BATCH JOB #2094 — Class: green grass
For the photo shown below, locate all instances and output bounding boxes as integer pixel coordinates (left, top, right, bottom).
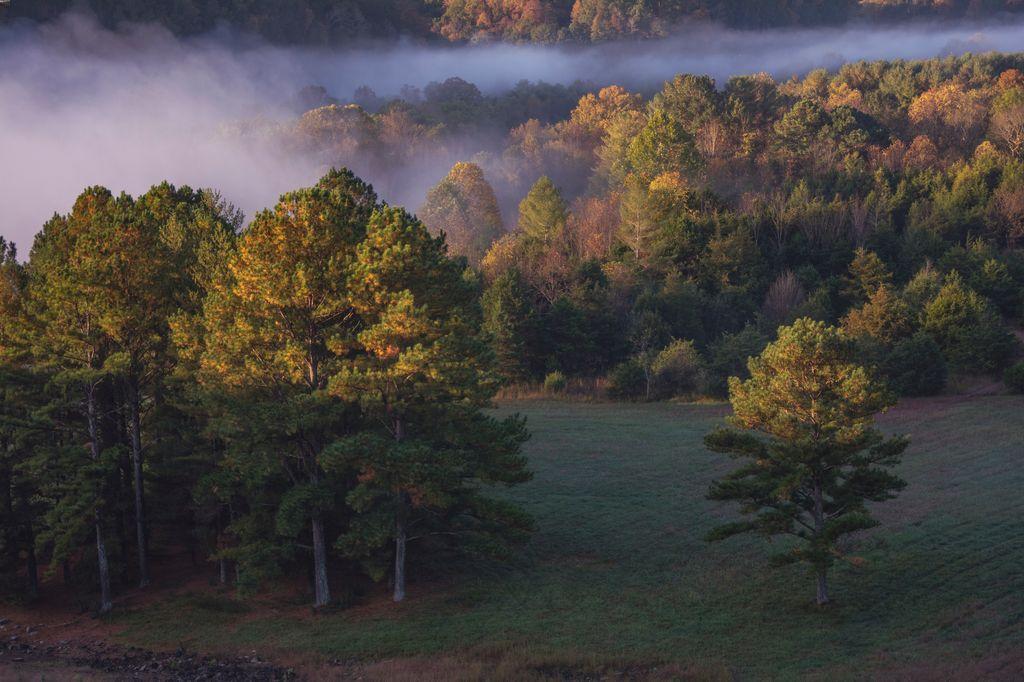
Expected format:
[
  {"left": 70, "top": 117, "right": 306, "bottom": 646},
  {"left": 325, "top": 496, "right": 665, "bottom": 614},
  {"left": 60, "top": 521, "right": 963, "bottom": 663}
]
[{"left": 113, "top": 397, "right": 1024, "bottom": 678}]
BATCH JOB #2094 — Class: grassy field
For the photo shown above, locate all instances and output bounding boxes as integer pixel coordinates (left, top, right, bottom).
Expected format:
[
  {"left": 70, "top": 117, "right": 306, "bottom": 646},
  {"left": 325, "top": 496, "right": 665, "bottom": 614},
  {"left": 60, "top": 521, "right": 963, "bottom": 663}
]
[{"left": 110, "top": 397, "right": 1024, "bottom": 679}]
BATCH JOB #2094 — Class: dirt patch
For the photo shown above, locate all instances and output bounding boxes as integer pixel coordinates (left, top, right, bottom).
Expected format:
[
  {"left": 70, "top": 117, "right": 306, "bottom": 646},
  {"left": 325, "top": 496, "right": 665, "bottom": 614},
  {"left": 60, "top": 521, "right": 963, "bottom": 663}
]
[{"left": 0, "top": 617, "right": 296, "bottom": 680}]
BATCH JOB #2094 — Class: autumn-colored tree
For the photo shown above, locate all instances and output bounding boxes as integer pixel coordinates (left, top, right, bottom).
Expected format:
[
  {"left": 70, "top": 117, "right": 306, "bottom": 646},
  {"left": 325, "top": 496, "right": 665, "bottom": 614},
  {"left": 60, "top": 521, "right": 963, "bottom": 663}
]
[
  {"left": 991, "top": 87, "right": 1024, "bottom": 159},
  {"left": 568, "top": 86, "right": 643, "bottom": 149},
  {"left": 570, "top": 0, "right": 661, "bottom": 40},
  {"left": 436, "top": 0, "right": 565, "bottom": 42},
  {"left": 908, "top": 83, "right": 987, "bottom": 150},
  {"left": 842, "top": 285, "right": 914, "bottom": 348},
  {"left": 705, "top": 319, "right": 908, "bottom": 605},
  {"left": 419, "top": 162, "right": 505, "bottom": 265}
]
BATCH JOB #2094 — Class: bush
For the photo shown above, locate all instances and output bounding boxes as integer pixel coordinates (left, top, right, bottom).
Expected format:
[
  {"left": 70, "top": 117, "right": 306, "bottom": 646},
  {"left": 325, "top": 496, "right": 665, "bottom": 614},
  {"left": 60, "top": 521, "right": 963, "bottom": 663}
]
[
  {"left": 922, "top": 272, "right": 1017, "bottom": 372},
  {"left": 1004, "top": 361, "right": 1024, "bottom": 393},
  {"left": 543, "top": 371, "right": 567, "bottom": 394},
  {"left": 882, "top": 332, "right": 947, "bottom": 396},
  {"left": 651, "top": 339, "right": 706, "bottom": 398},
  {"left": 606, "top": 359, "right": 647, "bottom": 400},
  {"left": 707, "top": 326, "right": 769, "bottom": 396}
]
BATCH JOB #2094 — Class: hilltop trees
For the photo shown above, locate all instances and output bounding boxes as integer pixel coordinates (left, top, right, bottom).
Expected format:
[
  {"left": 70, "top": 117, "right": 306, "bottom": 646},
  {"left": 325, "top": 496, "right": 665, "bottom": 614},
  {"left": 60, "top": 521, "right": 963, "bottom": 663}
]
[{"left": 705, "top": 319, "right": 909, "bottom": 605}]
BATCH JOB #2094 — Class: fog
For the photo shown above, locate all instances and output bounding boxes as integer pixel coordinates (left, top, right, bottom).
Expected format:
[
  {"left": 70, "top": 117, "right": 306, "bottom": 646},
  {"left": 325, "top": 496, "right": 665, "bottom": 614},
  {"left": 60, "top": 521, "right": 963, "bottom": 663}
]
[{"left": 4, "top": 11, "right": 1024, "bottom": 252}]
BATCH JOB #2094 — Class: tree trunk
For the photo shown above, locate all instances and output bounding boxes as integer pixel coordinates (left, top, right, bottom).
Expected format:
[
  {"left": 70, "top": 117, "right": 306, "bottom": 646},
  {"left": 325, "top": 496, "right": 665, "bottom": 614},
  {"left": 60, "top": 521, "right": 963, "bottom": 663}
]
[
  {"left": 816, "top": 569, "right": 830, "bottom": 606},
  {"left": 393, "top": 494, "right": 407, "bottom": 603},
  {"left": 311, "top": 513, "right": 331, "bottom": 607},
  {"left": 95, "top": 520, "right": 112, "bottom": 614},
  {"left": 393, "top": 415, "right": 407, "bottom": 603},
  {"left": 127, "top": 380, "right": 149, "bottom": 588},
  {"left": 219, "top": 557, "right": 228, "bottom": 586},
  {"left": 87, "top": 385, "right": 113, "bottom": 615},
  {"left": 25, "top": 521, "right": 38, "bottom": 600},
  {"left": 812, "top": 479, "right": 830, "bottom": 606}
]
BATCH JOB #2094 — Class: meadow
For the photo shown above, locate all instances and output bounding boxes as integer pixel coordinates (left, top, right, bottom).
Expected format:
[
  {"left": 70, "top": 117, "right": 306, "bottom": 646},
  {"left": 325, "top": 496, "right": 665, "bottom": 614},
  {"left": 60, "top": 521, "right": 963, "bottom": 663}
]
[{"left": 105, "top": 397, "right": 1024, "bottom": 679}]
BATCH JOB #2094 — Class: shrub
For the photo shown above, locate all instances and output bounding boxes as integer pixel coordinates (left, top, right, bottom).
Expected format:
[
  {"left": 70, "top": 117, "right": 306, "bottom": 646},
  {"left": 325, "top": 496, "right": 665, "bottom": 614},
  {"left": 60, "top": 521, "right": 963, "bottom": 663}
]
[
  {"left": 1005, "top": 361, "right": 1024, "bottom": 393},
  {"left": 882, "top": 332, "right": 947, "bottom": 396},
  {"left": 707, "top": 325, "right": 769, "bottom": 396},
  {"left": 922, "top": 272, "right": 1017, "bottom": 372},
  {"left": 606, "top": 359, "right": 647, "bottom": 400},
  {"left": 543, "top": 371, "right": 567, "bottom": 394},
  {"left": 651, "top": 339, "right": 706, "bottom": 398}
]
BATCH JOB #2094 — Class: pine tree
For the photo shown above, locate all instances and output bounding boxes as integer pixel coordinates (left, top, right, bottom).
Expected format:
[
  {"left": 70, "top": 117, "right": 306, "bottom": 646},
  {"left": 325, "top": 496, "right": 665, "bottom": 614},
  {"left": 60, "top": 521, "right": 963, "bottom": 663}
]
[
  {"left": 518, "top": 176, "right": 568, "bottom": 244},
  {"left": 328, "top": 206, "right": 533, "bottom": 602},
  {"left": 21, "top": 188, "right": 128, "bottom": 614},
  {"left": 0, "top": 238, "right": 44, "bottom": 600},
  {"left": 481, "top": 268, "right": 537, "bottom": 381},
  {"left": 704, "top": 318, "right": 908, "bottom": 605},
  {"left": 189, "top": 169, "right": 377, "bottom": 607},
  {"left": 843, "top": 248, "right": 893, "bottom": 303}
]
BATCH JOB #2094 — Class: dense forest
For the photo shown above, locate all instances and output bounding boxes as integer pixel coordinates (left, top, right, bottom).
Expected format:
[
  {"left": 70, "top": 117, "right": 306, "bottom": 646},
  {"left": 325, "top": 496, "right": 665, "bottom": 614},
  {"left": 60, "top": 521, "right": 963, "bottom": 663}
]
[
  {"left": 286, "top": 52, "right": 1024, "bottom": 401},
  {"left": 5, "top": 0, "right": 1024, "bottom": 43},
  {"left": 2, "top": 44, "right": 1024, "bottom": 618}
]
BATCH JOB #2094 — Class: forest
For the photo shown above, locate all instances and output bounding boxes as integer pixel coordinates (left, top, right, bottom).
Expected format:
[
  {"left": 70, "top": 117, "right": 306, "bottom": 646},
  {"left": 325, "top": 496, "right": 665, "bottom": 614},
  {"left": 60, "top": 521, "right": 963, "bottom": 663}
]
[
  {"left": 5, "top": 0, "right": 1024, "bottom": 43},
  {"left": 1, "top": 6, "right": 1024, "bottom": 680}
]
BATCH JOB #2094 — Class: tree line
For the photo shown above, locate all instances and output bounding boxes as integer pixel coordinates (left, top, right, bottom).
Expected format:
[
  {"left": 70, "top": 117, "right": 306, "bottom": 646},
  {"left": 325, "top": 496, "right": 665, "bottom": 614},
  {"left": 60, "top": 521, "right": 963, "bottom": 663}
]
[
  {"left": 0, "top": 171, "right": 533, "bottom": 612},
  {"left": 5, "top": 0, "right": 1023, "bottom": 44},
  {"left": 346, "top": 54, "right": 1024, "bottom": 402}
]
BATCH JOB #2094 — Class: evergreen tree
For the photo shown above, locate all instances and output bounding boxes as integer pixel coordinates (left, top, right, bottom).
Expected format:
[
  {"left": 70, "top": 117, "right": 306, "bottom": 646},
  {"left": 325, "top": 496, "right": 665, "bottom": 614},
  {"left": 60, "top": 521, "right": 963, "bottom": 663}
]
[
  {"left": 705, "top": 319, "right": 908, "bottom": 605},
  {"left": 0, "top": 238, "right": 44, "bottom": 600},
  {"left": 328, "top": 207, "right": 533, "bottom": 602},
  {"left": 922, "top": 272, "right": 1017, "bottom": 372},
  {"left": 843, "top": 248, "right": 894, "bottom": 303},
  {"left": 189, "top": 169, "right": 377, "bottom": 607},
  {"left": 628, "top": 110, "right": 702, "bottom": 180},
  {"left": 21, "top": 188, "right": 128, "bottom": 614},
  {"left": 481, "top": 268, "right": 537, "bottom": 381},
  {"left": 518, "top": 176, "right": 568, "bottom": 244}
]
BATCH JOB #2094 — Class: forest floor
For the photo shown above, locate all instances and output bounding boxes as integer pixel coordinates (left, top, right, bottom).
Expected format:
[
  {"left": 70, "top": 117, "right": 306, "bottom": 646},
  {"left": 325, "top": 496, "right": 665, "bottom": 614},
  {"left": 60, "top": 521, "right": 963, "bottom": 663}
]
[{"left": 2, "top": 395, "right": 1023, "bottom": 680}]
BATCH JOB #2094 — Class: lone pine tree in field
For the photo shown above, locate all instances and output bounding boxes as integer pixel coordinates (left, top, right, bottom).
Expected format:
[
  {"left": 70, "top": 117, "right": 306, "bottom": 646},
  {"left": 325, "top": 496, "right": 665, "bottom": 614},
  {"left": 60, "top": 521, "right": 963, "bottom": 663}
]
[{"left": 704, "top": 318, "right": 908, "bottom": 605}]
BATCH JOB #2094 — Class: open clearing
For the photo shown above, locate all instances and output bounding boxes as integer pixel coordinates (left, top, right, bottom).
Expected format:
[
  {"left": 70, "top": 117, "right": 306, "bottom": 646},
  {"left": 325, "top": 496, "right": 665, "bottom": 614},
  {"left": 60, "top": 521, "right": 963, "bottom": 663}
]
[{"left": 6, "top": 396, "right": 1024, "bottom": 680}]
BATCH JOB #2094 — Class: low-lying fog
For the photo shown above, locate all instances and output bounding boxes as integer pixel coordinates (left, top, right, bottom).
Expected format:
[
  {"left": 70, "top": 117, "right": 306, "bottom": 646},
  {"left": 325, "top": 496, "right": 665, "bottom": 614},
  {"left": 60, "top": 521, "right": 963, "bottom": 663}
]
[{"left": 3, "top": 11, "right": 1024, "bottom": 252}]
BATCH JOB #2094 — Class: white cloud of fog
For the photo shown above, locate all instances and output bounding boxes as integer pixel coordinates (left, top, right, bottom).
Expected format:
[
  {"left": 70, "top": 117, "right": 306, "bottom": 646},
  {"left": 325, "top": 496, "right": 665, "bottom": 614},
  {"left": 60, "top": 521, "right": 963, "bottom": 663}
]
[{"left": 4, "top": 12, "right": 1024, "bottom": 253}]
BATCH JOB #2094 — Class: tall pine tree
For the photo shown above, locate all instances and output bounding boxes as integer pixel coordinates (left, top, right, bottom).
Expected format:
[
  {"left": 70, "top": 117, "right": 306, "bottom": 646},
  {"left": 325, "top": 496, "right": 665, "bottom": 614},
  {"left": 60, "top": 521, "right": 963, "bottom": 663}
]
[{"left": 704, "top": 319, "right": 908, "bottom": 605}]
